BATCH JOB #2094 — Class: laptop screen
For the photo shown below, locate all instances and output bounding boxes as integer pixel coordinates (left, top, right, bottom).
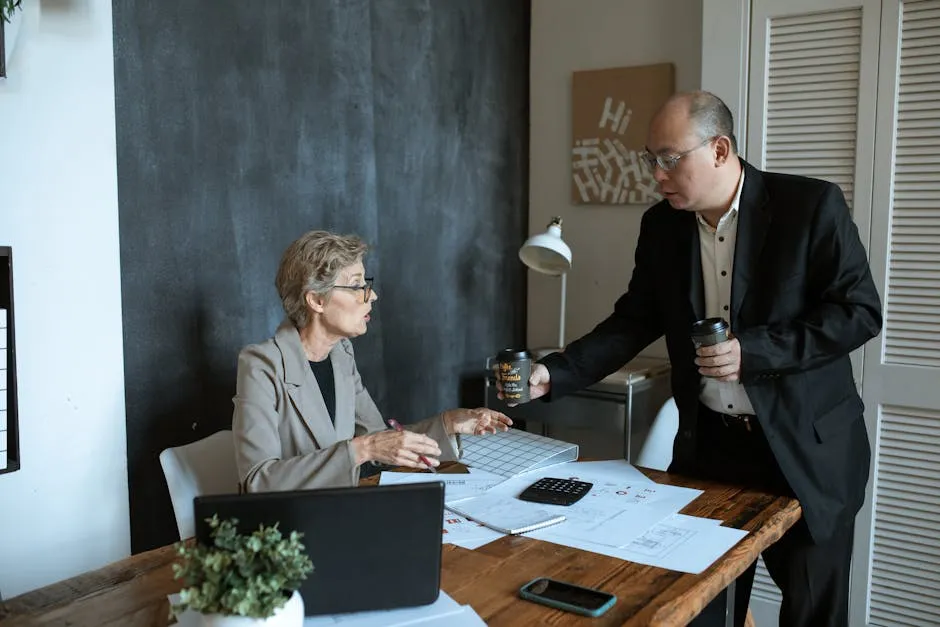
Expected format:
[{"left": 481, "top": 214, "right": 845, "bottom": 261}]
[{"left": 193, "top": 482, "right": 444, "bottom": 616}]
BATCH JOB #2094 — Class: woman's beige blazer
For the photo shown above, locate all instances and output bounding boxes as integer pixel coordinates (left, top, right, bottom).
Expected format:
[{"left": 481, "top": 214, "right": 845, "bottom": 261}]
[{"left": 233, "top": 321, "right": 459, "bottom": 492}]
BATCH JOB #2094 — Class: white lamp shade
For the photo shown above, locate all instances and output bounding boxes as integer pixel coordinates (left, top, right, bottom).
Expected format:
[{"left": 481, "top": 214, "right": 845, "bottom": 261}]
[{"left": 519, "top": 223, "right": 572, "bottom": 276}]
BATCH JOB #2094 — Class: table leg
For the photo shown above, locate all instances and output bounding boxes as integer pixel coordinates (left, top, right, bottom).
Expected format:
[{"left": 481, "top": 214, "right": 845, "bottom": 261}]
[
  {"left": 688, "top": 581, "right": 738, "bottom": 627},
  {"left": 724, "top": 580, "right": 736, "bottom": 627}
]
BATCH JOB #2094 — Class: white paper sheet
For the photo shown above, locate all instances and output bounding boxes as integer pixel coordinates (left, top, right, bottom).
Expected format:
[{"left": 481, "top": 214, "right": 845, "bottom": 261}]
[
  {"left": 456, "top": 460, "right": 703, "bottom": 548},
  {"left": 561, "top": 459, "right": 655, "bottom": 485},
  {"left": 168, "top": 591, "right": 478, "bottom": 627},
  {"left": 445, "top": 494, "right": 565, "bottom": 534},
  {"left": 477, "top": 460, "right": 697, "bottom": 507},
  {"left": 442, "top": 510, "right": 505, "bottom": 547},
  {"left": 410, "top": 605, "right": 486, "bottom": 626},
  {"left": 530, "top": 513, "right": 748, "bottom": 574},
  {"left": 450, "top": 536, "right": 502, "bottom": 550},
  {"left": 378, "top": 470, "right": 506, "bottom": 503},
  {"left": 547, "top": 499, "right": 696, "bottom": 549},
  {"left": 303, "top": 590, "right": 464, "bottom": 626}
]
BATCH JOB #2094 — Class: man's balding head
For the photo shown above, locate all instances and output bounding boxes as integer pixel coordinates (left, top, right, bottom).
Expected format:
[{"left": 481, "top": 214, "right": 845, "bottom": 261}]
[
  {"left": 655, "top": 91, "right": 737, "bottom": 153},
  {"left": 644, "top": 91, "right": 742, "bottom": 217}
]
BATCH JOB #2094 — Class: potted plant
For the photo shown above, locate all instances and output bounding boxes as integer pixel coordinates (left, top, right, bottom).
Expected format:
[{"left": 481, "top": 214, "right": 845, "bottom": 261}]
[
  {"left": 1, "top": 0, "right": 22, "bottom": 24},
  {"left": 172, "top": 515, "right": 314, "bottom": 627},
  {"left": 1, "top": 0, "right": 24, "bottom": 78}
]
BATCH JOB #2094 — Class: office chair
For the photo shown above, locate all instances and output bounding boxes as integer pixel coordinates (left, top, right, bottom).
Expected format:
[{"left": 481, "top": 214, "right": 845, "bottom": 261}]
[
  {"left": 634, "top": 398, "right": 757, "bottom": 627},
  {"left": 634, "top": 397, "right": 679, "bottom": 471},
  {"left": 159, "top": 429, "right": 239, "bottom": 540}
]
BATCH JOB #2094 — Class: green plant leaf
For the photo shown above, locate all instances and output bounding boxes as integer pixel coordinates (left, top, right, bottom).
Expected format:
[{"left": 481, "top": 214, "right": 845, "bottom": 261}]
[
  {"left": 171, "top": 515, "right": 314, "bottom": 618},
  {"left": 1, "top": 0, "right": 23, "bottom": 24}
]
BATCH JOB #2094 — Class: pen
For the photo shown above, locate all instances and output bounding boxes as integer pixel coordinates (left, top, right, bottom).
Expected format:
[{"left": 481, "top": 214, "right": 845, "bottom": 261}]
[{"left": 387, "top": 418, "right": 438, "bottom": 473}]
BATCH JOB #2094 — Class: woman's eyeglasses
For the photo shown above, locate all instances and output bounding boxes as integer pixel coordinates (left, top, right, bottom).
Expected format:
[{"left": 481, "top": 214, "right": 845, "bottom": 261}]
[{"left": 333, "top": 277, "right": 374, "bottom": 302}]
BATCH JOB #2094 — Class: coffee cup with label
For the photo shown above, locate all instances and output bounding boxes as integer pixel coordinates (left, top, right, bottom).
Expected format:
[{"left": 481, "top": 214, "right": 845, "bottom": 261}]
[
  {"left": 691, "top": 318, "right": 730, "bottom": 348},
  {"left": 495, "top": 348, "right": 533, "bottom": 403}
]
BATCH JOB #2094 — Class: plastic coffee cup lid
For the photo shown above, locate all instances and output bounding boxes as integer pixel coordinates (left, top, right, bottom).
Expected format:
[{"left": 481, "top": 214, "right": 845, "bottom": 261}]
[
  {"left": 691, "top": 318, "right": 729, "bottom": 335},
  {"left": 498, "top": 348, "right": 532, "bottom": 361}
]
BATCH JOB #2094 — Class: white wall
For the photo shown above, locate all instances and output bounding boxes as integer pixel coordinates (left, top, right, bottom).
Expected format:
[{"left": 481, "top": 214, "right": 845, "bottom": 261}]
[
  {"left": 0, "top": 0, "right": 129, "bottom": 597},
  {"left": 528, "top": 0, "right": 703, "bottom": 355},
  {"left": 701, "top": 0, "right": 750, "bottom": 158}
]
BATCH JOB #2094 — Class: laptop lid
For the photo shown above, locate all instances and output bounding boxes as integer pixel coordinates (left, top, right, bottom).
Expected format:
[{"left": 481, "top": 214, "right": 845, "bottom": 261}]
[{"left": 193, "top": 482, "right": 444, "bottom": 616}]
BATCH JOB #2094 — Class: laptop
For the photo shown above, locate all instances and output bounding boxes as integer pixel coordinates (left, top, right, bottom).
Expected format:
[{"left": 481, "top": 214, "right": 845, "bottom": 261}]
[{"left": 193, "top": 482, "right": 445, "bottom": 616}]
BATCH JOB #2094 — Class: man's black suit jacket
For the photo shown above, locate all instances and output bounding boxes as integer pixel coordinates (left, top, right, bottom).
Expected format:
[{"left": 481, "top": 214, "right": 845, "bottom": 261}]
[{"left": 541, "top": 159, "right": 883, "bottom": 543}]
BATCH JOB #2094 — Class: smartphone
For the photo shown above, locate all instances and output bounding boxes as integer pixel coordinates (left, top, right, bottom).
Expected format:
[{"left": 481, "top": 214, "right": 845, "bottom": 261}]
[{"left": 519, "top": 577, "right": 616, "bottom": 617}]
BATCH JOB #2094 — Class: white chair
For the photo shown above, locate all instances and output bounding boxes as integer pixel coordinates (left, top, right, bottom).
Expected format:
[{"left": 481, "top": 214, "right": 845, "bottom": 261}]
[
  {"left": 633, "top": 398, "right": 758, "bottom": 627},
  {"left": 634, "top": 397, "right": 679, "bottom": 471},
  {"left": 159, "top": 429, "right": 239, "bottom": 540}
]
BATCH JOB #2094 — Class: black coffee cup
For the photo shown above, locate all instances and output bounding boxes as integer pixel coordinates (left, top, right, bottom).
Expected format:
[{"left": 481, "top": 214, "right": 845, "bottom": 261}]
[
  {"left": 691, "top": 318, "right": 730, "bottom": 348},
  {"left": 495, "top": 348, "right": 532, "bottom": 403}
]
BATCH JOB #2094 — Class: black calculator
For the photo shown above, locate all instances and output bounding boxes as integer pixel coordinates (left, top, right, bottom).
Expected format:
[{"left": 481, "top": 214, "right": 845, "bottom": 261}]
[{"left": 518, "top": 477, "right": 593, "bottom": 506}]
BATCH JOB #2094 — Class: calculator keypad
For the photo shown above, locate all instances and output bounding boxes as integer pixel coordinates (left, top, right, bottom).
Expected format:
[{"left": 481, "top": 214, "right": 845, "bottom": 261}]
[{"left": 518, "top": 477, "right": 593, "bottom": 506}]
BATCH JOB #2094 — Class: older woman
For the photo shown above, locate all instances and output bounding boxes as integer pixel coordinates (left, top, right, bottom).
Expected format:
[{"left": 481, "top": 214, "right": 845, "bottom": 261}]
[{"left": 233, "top": 230, "right": 511, "bottom": 492}]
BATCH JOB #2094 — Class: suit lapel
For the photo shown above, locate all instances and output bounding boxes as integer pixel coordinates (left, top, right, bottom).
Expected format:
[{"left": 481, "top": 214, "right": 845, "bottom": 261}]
[
  {"left": 275, "top": 321, "right": 338, "bottom": 448},
  {"left": 730, "top": 161, "right": 771, "bottom": 328},
  {"left": 686, "top": 212, "right": 705, "bottom": 322},
  {"left": 330, "top": 341, "right": 356, "bottom": 442}
]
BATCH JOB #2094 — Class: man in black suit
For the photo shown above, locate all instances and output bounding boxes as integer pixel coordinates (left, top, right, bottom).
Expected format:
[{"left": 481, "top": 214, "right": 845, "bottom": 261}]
[{"left": 520, "top": 91, "right": 882, "bottom": 626}]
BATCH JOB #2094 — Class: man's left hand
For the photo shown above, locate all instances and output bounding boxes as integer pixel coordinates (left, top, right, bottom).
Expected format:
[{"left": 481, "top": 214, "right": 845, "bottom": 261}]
[
  {"left": 695, "top": 336, "right": 742, "bottom": 382},
  {"left": 443, "top": 408, "right": 513, "bottom": 435}
]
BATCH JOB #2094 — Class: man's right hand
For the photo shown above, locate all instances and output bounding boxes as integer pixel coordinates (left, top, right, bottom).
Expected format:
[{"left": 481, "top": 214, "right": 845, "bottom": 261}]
[{"left": 497, "top": 363, "right": 552, "bottom": 406}]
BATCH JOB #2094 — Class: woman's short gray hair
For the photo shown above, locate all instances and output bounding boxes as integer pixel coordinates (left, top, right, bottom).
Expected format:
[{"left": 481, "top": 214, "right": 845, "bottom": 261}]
[{"left": 275, "top": 230, "right": 368, "bottom": 328}]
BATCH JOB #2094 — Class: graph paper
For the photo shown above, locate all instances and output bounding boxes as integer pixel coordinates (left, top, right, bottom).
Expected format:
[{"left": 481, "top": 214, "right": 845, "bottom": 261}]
[{"left": 459, "top": 429, "right": 578, "bottom": 478}]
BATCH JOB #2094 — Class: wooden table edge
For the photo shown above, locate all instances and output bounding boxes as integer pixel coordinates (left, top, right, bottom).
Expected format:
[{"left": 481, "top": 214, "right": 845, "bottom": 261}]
[
  {"left": 650, "top": 497, "right": 803, "bottom": 627},
  {"left": 0, "top": 465, "right": 804, "bottom": 627},
  {"left": 0, "top": 544, "right": 180, "bottom": 623}
]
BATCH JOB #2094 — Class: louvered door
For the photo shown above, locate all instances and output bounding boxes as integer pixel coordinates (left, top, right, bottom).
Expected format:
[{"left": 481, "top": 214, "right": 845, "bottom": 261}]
[
  {"left": 745, "top": 0, "right": 881, "bottom": 623},
  {"left": 852, "top": 1, "right": 940, "bottom": 625}
]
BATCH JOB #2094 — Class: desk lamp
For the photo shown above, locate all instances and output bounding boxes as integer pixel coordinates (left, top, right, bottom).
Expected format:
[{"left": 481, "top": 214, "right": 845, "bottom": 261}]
[{"left": 519, "top": 217, "right": 573, "bottom": 351}]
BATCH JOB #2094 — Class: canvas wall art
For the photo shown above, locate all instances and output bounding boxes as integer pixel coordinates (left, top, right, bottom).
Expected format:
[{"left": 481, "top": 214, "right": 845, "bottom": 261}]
[{"left": 571, "top": 63, "right": 675, "bottom": 205}]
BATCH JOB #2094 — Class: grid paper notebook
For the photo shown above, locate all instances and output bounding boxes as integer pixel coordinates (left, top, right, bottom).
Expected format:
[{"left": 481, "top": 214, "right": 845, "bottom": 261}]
[
  {"left": 445, "top": 495, "right": 566, "bottom": 535},
  {"left": 459, "top": 429, "right": 578, "bottom": 478}
]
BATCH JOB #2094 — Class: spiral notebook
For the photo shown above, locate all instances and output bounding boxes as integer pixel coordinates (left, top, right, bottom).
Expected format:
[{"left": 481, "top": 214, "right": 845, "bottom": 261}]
[{"left": 444, "top": 494, "right": 566, "bottom": 535}]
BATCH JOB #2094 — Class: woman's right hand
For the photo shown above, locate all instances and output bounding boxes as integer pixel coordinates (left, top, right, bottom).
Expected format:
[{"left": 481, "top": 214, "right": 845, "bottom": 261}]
[{"left": 352, "top": 430, "right": 442, "bottom": 469}]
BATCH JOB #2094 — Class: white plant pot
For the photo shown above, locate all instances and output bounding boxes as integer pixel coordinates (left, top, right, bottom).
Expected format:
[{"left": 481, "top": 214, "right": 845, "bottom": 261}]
[{"left": 199, "top": 590, "right": 304, "bottom": 627}]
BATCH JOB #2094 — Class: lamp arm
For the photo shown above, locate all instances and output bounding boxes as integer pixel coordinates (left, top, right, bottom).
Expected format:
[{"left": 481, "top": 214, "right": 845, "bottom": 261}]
[{"left": 558, "top": 272, "right": 567, "bottom": 349}]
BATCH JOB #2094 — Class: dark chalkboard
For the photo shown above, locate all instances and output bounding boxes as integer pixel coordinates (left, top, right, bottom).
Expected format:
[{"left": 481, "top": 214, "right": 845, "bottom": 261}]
[{"left": 113, "top": 0, "right": 529, "bottom": 552}]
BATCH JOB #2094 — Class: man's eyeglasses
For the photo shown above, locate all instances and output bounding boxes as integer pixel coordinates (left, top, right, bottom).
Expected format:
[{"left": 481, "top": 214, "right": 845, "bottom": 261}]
[
  {"left": 639, "top": 136, "right": 715, "bottom": 172},
  {"left": 334, "top": 277, "right": 374, "bottom": 302}
]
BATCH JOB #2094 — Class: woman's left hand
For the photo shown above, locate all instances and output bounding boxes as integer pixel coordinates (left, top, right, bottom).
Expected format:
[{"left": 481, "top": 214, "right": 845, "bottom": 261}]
[{"left": 443, "top": 408, "right": 513, "bottom": 435}]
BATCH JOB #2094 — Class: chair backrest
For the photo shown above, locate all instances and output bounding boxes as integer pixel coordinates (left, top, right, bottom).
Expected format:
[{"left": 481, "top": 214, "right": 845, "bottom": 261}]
[
  {"left": 634, "top": 397, "right": 679, "bottom": 471},
  {"left": 159, "top": 429, "right": 239, "bottom": 539}
]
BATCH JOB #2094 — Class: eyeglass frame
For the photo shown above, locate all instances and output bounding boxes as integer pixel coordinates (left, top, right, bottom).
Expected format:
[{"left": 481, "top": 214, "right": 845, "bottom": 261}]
[
  {"left": 333, "top": 277, "right": 374, "bottom": 302},
  {"left": 639, "top": 136, "right": 718, "bottom": 172}
]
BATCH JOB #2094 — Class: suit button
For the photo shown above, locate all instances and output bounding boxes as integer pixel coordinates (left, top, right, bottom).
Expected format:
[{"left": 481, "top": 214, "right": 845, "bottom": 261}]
[{"left": 682, "top": 430, "right": 693, "bottom": 439}]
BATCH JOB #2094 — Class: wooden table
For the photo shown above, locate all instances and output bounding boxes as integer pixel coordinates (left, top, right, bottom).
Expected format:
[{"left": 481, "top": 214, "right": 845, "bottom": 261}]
[{"left": 0, "top": 465, "right": 800, "bottom": 627}]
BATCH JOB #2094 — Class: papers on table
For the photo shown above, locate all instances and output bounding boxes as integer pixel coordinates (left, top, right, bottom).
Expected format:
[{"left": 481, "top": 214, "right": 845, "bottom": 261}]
[
  {"left": 530, "top": 513, "right": 747, "bottom": 574},
  {"left": 463, "top": 459, "right": 705, "bottom": 548},
  {"left": 168, "top": 591, "right": 484, "bottom": 627},
  {"left": 445, "top": 494, "right": 566, "bottom": 534},
  {"left": 381, "top": 459, "right": 749, "bottom": 574},
  {"left": 548, "top": 499, "right": 695, "bottom": 550},
  {"left": 303, "top": 590, "right": 483, "bottom": 626},
  {"left": 442, "top": 510, "right": 505, "bottom": 549},
  {"left": 563, "top": 459, "right": 655, "bottom": 485},
  {"left": 378, "top": 469, "right": 505, "bottom": 503}
]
